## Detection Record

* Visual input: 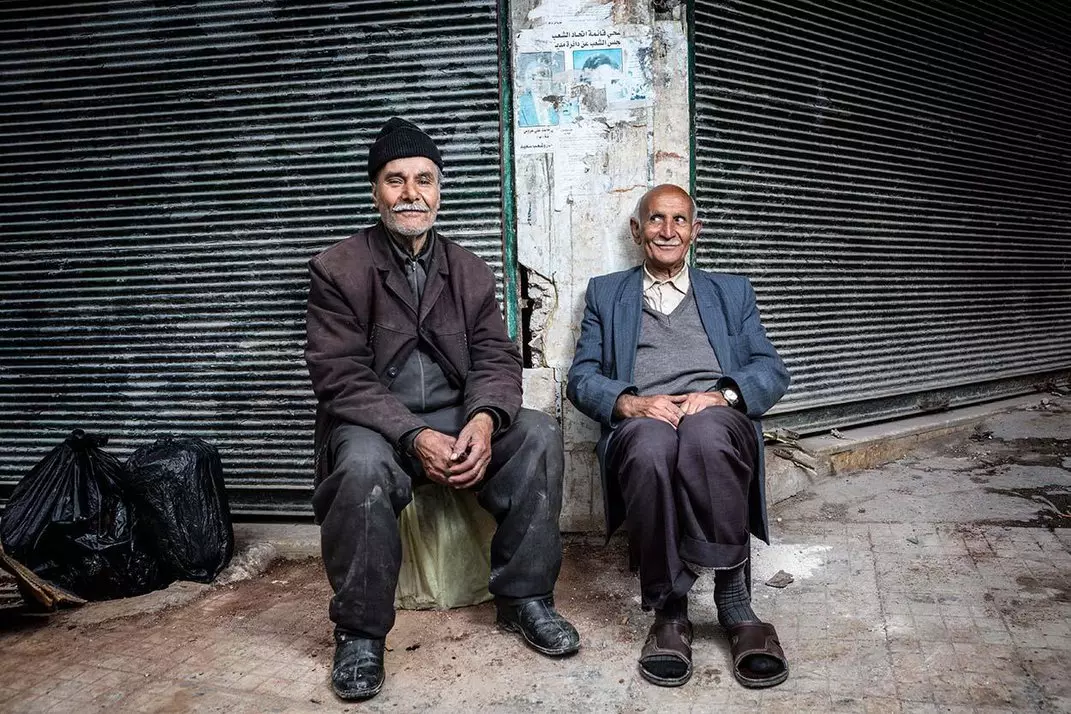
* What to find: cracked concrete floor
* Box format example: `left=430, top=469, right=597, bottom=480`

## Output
left=0, top=400, right=1068, bottom=713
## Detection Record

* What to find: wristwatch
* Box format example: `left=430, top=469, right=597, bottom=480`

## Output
left=720, top=387, right=741, bottom=409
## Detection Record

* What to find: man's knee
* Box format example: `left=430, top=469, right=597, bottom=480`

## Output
left=508, top=408, right=562, bottom=452
left=611, top=418, right=679, bottom=500
left=493, top=408, right=564, bottom=494
left=314, top=425, right=412, bottom=519
left=677, top=407, right=754, bottom=457
left=616, top=417, right=679, bottom=465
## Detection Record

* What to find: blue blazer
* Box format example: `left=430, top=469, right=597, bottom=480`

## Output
left=566, top=266, right=790, bottom=542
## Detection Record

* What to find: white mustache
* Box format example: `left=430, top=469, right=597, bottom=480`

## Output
left=392, top=202, right=429, bottom=213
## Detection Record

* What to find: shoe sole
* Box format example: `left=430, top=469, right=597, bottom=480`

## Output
left=497, top=619, right=581, bottom=657
left=638, top=662, right=693, bottom=688
left=332, top=679, right=384, bottom=701
left=734, top=665, right=789, bottom=689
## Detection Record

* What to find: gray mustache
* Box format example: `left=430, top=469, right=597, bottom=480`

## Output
left=392, top=202, right=429, bottom=213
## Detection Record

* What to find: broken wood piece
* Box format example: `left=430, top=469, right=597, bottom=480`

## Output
left=0, top=546, right=86, bottom=611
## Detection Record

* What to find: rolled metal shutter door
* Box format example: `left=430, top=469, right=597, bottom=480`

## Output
left=0, top=1, right=507, bottom=516
left=693, top=0, right=1071, bottom=432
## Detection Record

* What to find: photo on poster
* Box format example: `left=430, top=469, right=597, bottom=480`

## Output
left=516, top=51, right=566, bottom=127
left=572, top=47, right=626, bottom=109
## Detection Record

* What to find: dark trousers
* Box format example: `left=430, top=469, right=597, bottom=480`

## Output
left=312, top=407, right=564, bottom=639
left=607, top=406, right=758, bottom=610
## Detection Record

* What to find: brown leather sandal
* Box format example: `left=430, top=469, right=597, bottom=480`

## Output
left=725, top=621, right=789, bottom=688
left=638, top=617, right=693, bottom=687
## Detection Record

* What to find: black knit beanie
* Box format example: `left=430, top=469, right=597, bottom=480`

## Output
left=367, top=117, right=443, bottom=181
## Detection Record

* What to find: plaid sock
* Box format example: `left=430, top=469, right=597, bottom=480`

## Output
left=714, top=565, right=757, bottom=627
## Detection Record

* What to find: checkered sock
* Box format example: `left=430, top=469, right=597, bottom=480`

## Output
left=714, top=565, right=758, bottom=627
left=714, top=565, right=783, bottom=677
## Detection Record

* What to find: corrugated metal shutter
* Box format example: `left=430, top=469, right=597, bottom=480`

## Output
left=692, top=0, right=1071, bottom=432
left=0, top=1, right=507, bottom=517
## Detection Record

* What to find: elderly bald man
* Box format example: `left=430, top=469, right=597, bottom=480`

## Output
left=567, top=184, right=791, bottom=688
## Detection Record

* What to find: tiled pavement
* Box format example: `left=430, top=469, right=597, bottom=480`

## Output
left=0, top=402, right=1068, bottom=713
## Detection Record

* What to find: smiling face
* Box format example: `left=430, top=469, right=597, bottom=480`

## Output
left=630, top=185, right=701, bottom=280
left=372, top=156, right=442, bottom=243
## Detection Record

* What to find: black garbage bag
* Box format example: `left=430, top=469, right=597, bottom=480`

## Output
left=125, top=436, right=234, bottom=583
left=0, top=430, right=168, bottom=600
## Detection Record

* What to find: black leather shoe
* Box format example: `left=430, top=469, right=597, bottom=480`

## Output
left=331, top=630, right=385, bottom=701
left=496, top=597, right=581, bottom=657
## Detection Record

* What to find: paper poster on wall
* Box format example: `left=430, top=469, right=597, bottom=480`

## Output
left=514, top=26, right=653, bottom=153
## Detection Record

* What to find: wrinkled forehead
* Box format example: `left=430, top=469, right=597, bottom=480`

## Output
left=641, top=188, right=695, bottom=220
left=375, top=156, right=440, bottom=182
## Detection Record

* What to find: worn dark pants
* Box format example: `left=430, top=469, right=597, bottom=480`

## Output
left=607, top=406, right=758, bottom=610
left=312, top=407, right=564, bottom=639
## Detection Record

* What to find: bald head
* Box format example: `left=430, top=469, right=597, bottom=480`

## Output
left=632, top=184, right=697, bottom=226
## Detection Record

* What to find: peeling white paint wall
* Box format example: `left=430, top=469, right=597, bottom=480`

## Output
left=512, top=0, right=691, bottom=531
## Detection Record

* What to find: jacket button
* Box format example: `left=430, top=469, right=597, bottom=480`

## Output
left=387, top=366, right=398, bottom=377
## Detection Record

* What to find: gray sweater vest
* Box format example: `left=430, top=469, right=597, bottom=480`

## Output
left=633, top=289, right=723, bottom=396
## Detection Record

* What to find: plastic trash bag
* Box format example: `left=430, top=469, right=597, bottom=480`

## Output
left=0, top=430, right=166, bottom=600
left=125, top=436, right=234, bottom=583
left=395, top=483, right=496, bottom=610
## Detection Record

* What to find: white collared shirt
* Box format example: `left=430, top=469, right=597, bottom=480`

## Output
left=642, top=264, right=690, bottom=315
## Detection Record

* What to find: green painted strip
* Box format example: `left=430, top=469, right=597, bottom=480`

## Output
left=497, top=0, right=520, bottom=342
left=687, top=0, right=698, bottom=267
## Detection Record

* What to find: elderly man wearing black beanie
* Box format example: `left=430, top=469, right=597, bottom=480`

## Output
left=305, top=117, right=579, bottom=701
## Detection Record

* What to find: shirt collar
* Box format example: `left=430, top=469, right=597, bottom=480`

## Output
left=642, top=263, right=689, bottom=293
left=385, top=226, right=436, bottom=271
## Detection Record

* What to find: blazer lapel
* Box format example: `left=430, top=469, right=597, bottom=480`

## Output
left=690, top=268, right=732, bottom=370
left=613, top=268, right=643, bottom=381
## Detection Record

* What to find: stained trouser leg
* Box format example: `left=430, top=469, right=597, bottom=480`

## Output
left=312, top=422, right=414, bottom=639
left=607, top=417, right=695, bottom=610
left=476, top=408, right=565, bottom=600
left=674, top=406, right=758, bottom=570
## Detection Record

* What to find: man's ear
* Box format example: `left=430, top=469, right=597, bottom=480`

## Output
left=690, top=220, right=702, bottom=243
left=630, top=218, right=641, bottom=244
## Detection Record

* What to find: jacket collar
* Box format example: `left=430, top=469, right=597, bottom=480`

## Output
left=368, top=221, right=447, bottom=271
left=689, top=266, right=731, bottom=370
left=367, top=221, right=450, bottom=320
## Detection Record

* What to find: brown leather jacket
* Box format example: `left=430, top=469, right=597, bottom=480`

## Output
left=305, top=223, right=522, bottom=476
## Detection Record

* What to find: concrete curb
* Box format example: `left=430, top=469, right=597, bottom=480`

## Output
left=764, top=393, right=1051, bottom=506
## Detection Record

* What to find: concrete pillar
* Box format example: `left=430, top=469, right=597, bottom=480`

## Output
left=512, top=0, right=691, bottom=531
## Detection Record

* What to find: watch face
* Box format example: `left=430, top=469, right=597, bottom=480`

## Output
left=723, top=388, right=739, bottom=403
